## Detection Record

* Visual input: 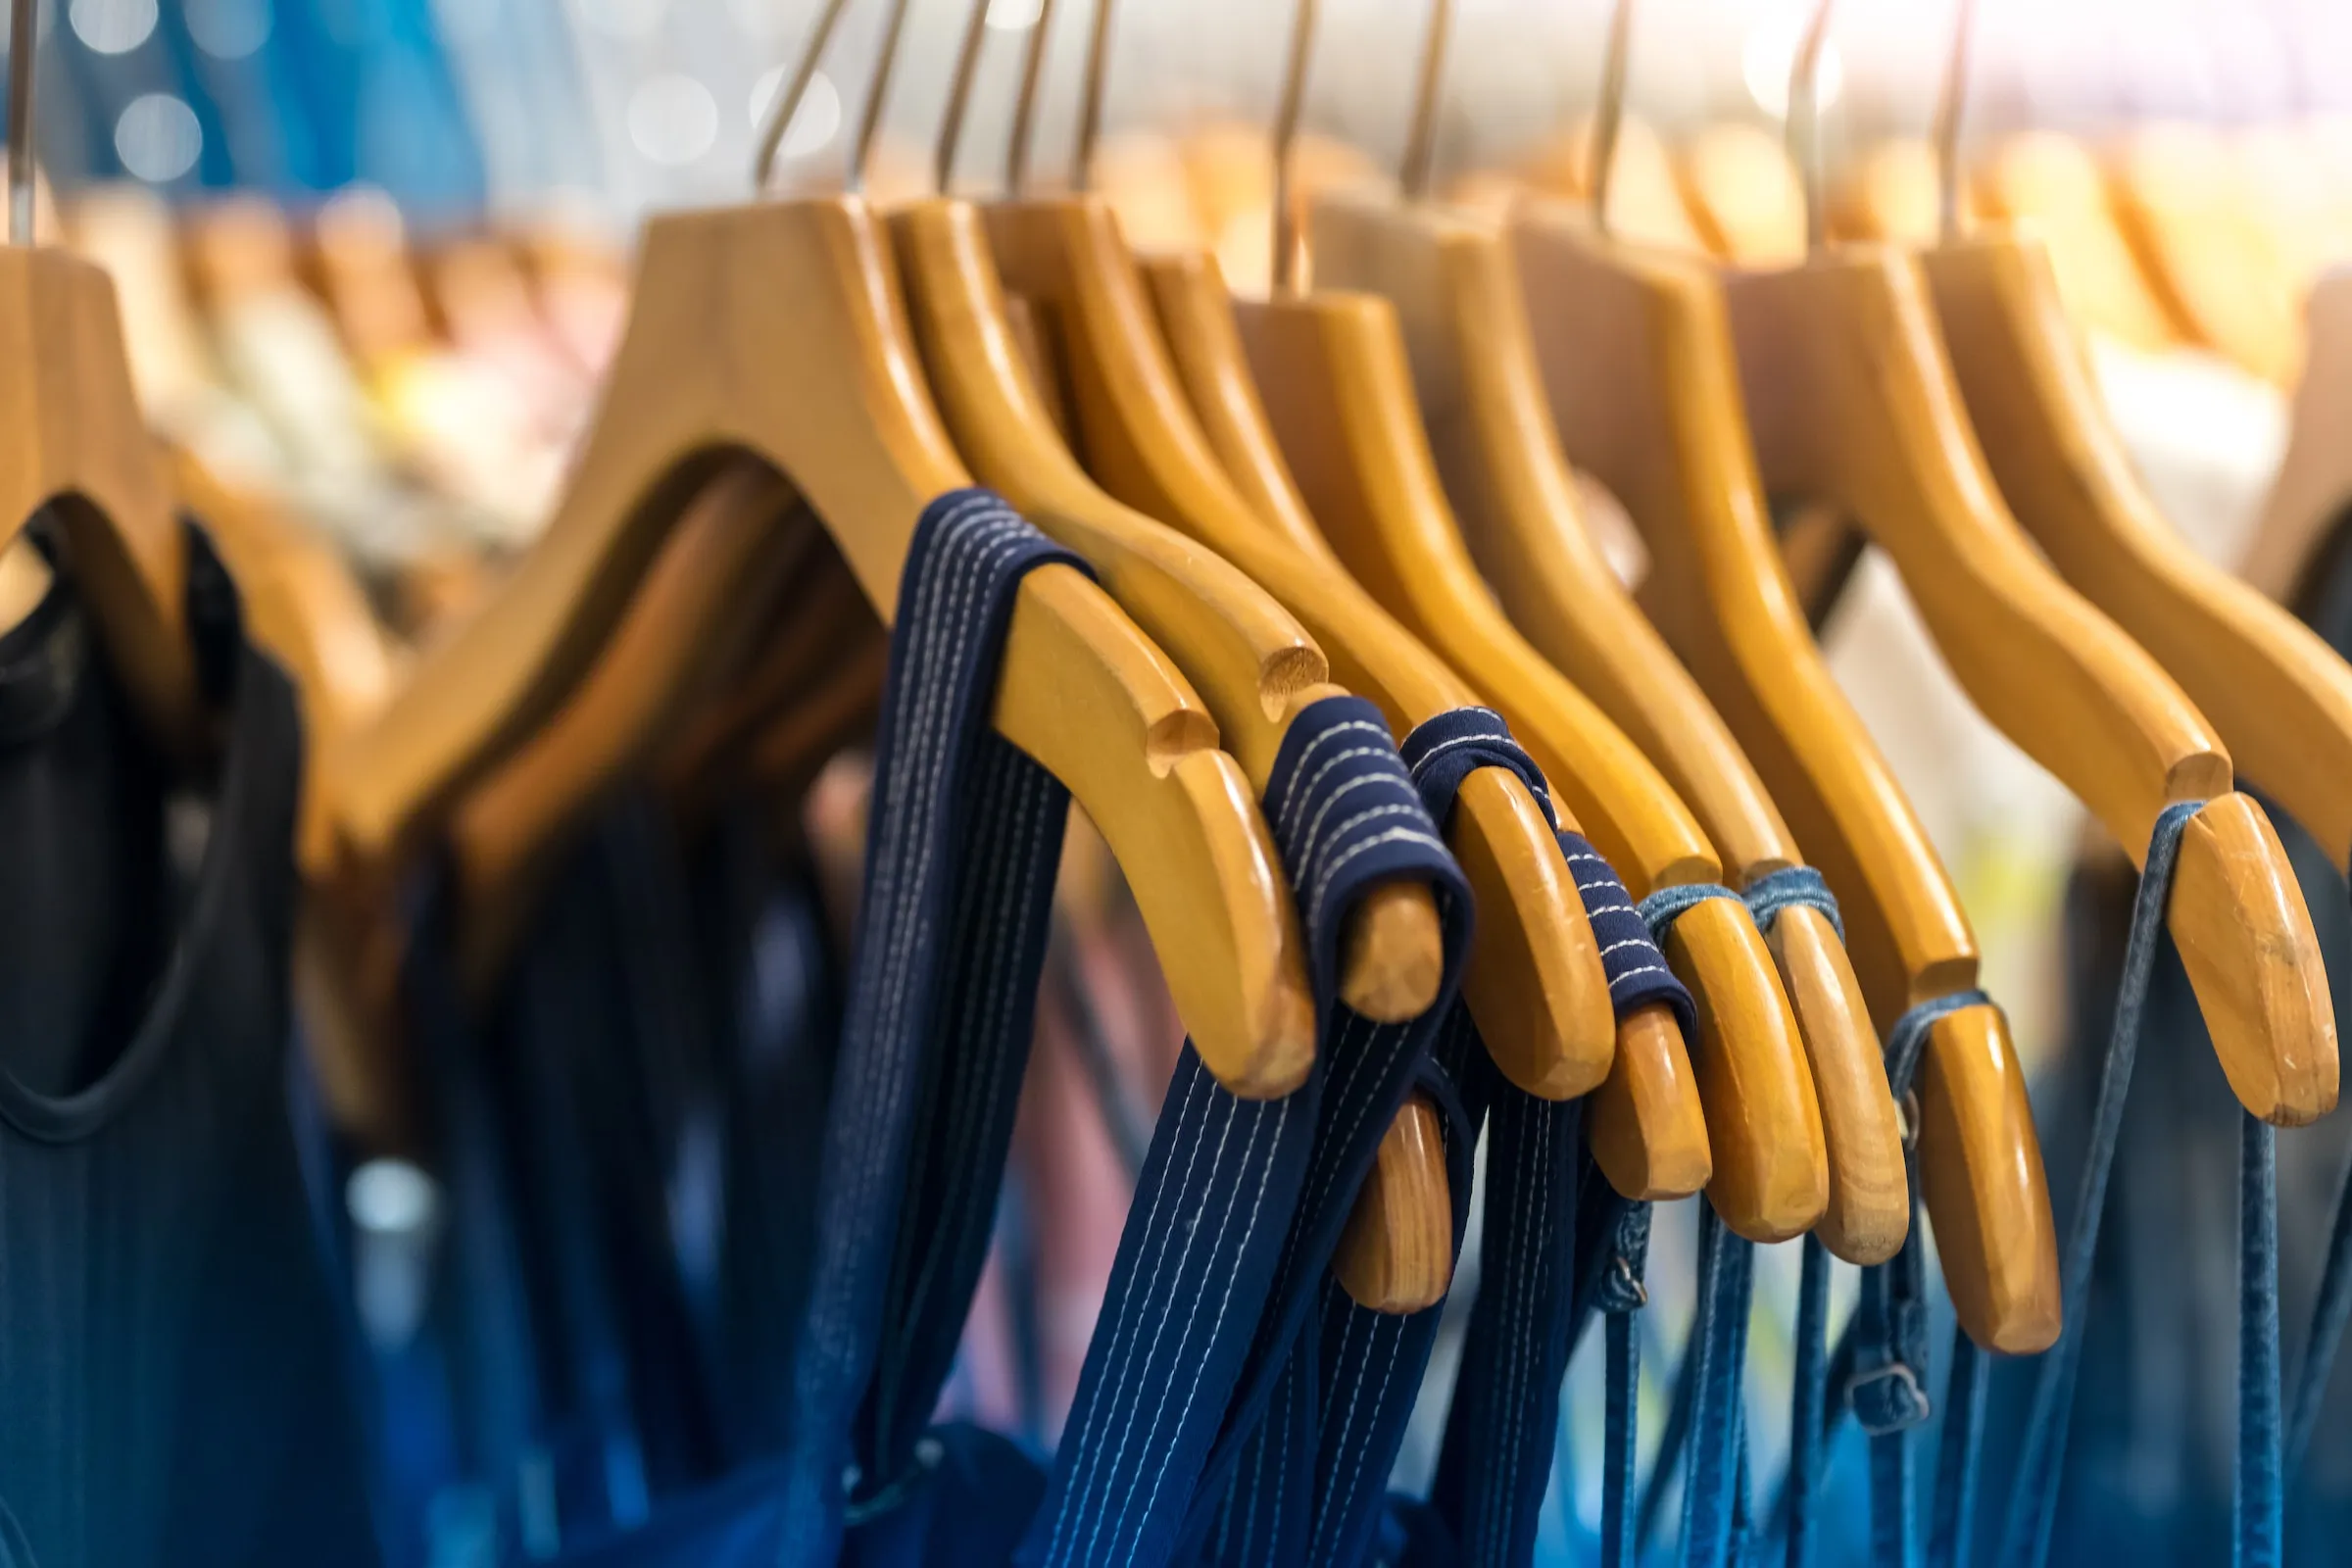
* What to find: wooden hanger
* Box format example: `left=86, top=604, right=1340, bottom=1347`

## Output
left=888, top=0, right=1457, bottom=1311
left=1969, top=129, right=2179, bottom=356
left=323, top=1, right=1324, bottom=1115
left=1302, top=0, right=1900, bottom=1265
left=1136, top=241, right=1714, bottom=1212
left=445, top=462, right=810, bottom=994
left=1721, top=3, right=2335, bottom=1134
left=1675, top=121, right=1806, bottom=268
left=1915, top=9, right=2352, bottom=886
left=0, top=11, right=198, bottom=753
left=2105, top=121, right=2303, bottom=386
left=963, top=0, right=1621, bottom=1104
left=886, top=52, right=1441, bottom=1028
left=1504, top=0, right=2055, bottom=1350
left=2246, top=270, right=2352, bottom=612
left=1225, top=0, right=1825, bottom=1245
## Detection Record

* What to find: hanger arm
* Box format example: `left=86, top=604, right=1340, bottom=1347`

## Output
left=0, top=250, right=199, bottom=749
left=1239, top=286, right=1824, bottom=1242
left=1723, top=245, right=2336, bottom=1127
left=325, top=199, right=1316, bottom=1100
left=1137, top=240, right=1710, bottom=1203
left=1312, top=191, right=1907, bottom=1266
left=1926, top=232, right=2352, bottom=870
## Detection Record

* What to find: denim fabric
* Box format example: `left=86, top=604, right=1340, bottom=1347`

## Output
left=768, top=491, right=1087, bottom=1563
left=1411, top=709, right=1694, bottom=1568
left=1997, top=803, right=2207, bottom=1568
left=1033, top=693, right=1469, bottom=1568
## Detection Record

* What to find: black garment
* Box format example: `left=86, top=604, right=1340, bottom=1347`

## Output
left=0, top=522, right=380, bottom=1567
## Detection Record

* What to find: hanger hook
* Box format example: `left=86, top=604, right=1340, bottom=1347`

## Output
left=1398, top=0, right=1454, bottom=202
left=1271, top=0, right=1320, bottom=294
left=1007, top=0, right=1065, bottom=195
left=9, top=0, right=35, bottom=244
left=1787, top=0, right=1837, bottom=256
left=844, top=0, right=917, bottom=196
left=937, top=0, right=994, bottom=193
left=1071, top=0, right=1115, bottom=192
left=1590, top=0, right=1635, bottom=237
left=754, top=0, right=854, bottom=193
left=1931, top=0, right=1976, bottom=242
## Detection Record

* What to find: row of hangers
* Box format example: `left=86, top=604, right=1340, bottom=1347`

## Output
left=24, top=0, right=2352, bottom=1348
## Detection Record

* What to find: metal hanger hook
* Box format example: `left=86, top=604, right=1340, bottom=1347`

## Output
left=754, top=0, right=853, bottom=193
left=1006, top=0, right=1065, bottom=195
left=9, top=0, right=35, bottom=245
left=1398, top=0, right=1455, bottom=202
left=752, top=0, right=910, bottom=196
left=1931, top=0, right=1977, bottom=242
left=1271, top=0, right=1321, bottom=294
left=1787, top=0, right=1837, bottom=256
left=937, top=0, right=994, bottom=194
left=1071, top=0, right=1115, bottom=192
left=1590, top=0, right=1635, bottom=237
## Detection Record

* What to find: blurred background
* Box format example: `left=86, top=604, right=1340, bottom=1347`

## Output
left=26, top=0, right=2352, bottom=1102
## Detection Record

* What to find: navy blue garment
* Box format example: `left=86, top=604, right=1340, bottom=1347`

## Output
left=766, top=492, right=1090, bottom=1563
left=389, top=802, right=738, bottom=1561
left=1400, top=707, right=1697, bottom=1568
left=684, top=806, right=846, bottom=1467
left=0, top=520, right=380, bottom=1567
left=1030, top=698, right=1467, bottom=1568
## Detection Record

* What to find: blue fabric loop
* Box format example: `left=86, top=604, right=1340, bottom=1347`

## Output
left=1743, top=865, right=1845, bottom=943
left=1637, top=882, right=1746, bottom=947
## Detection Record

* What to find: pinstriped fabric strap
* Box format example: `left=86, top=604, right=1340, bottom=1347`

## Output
left=768, top=490, right=1089, bottom=1561
left=1264, top=705, right=1687, bottom=1568
left=1026, top=695, right=1469, bottom=1568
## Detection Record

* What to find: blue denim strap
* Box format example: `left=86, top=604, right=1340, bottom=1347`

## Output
left=769, top=491, right=1088, bottom=1561
left=1744, top=864, right=1845, bottom=942
left=1930, top=1331, right=1990, bottom=1568
left=1033, top=694, right=1469, bottom=1568
left=1785, top=1235, right=1832, bottom=1568
left=2239, top=1110, right=2283, bottom=1567
left=1997, top=801, right=2208, bottom=1568
left=2288, top=1140, right=2352, bottom=1479
left=1679, top=1205, right=1759, bottom=1568
left=1600, top=1200, right=1654, bottom=1568
left=1399, top=708, right=1691, bottom=1568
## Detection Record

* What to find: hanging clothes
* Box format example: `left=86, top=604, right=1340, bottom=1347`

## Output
left=0, top=520, right=381, bottom=1568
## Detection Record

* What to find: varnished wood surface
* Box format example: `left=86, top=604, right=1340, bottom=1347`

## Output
left=1238, top=288, right=1821, bottom=1240
left=1509, top=206, right=2058, bottom=1349
left=1721, top=244, right=2336, bottom=1129
left=0, top=249, right=198, bottom=749
left=1312, top=192, right=1905, bottom=1263
left=1927, top=232, right=2352, bottom=873
left=326, top=199, right=1318, bottom=1100
left=894, top=192, right=1453, bottom=1308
